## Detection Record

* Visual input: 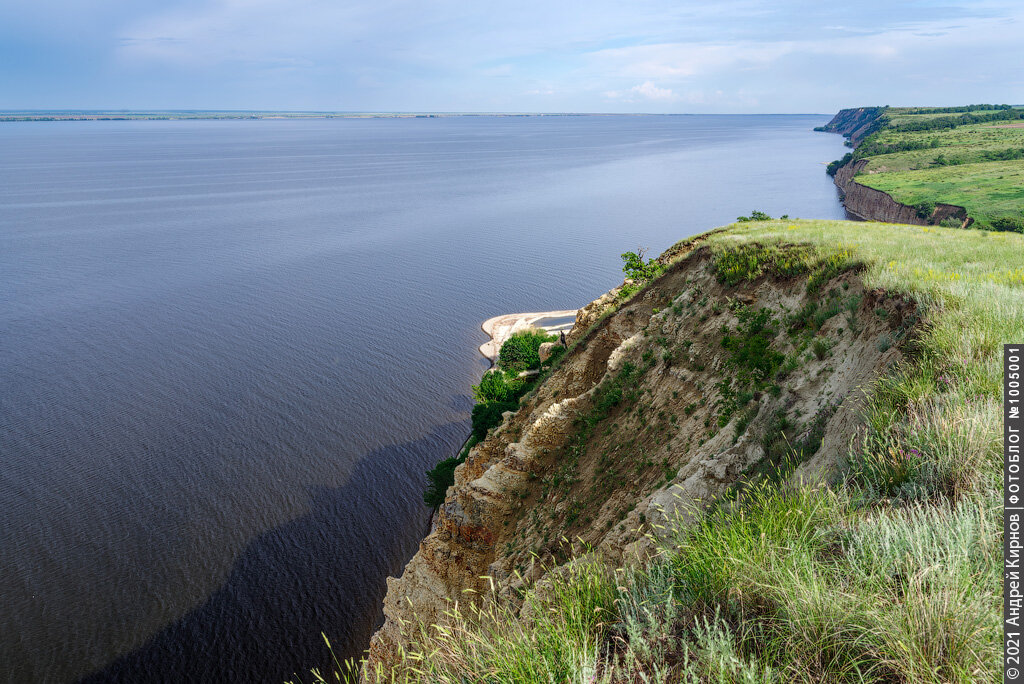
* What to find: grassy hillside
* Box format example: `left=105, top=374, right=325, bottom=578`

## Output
left=828, top=105, right=1024, bottom=231
left=297, top=218, right=1020, bottom=683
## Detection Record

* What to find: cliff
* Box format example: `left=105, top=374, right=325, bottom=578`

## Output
left=834, top=159, right=970, bottom=227
left=816, top=106, right=887, bottom=145
left=822, top=107, right=972, bottom=227
left=364, top=233, right=920, bottom=677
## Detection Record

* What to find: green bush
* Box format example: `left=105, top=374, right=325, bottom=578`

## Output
left=826, top=153, right=854, bottom=176
left=424, top=456, right=462, bottom=508
left=735, top=210, right=772, bottom=222
left=471, top=401, right=518, bottom=441
left=989, top=214, right=1024, bottom=233
left=915, top=201, right=936, bottom=220
left=472, top=369, right=525, bottom=403
left=619, top=249, right=666, bottom=299
left=498, top=329, right=556, bottom=371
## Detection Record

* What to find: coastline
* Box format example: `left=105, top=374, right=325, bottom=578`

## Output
left=424, top=309, right=579, bottom=536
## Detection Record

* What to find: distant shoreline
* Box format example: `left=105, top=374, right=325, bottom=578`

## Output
left=0, top=112, right=647, bottom=122
left=0, top=111, right=831, bottom=123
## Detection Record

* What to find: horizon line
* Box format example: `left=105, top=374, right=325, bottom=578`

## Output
left=0, top=109, right=836, bottom=118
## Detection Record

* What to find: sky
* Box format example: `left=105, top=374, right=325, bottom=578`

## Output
left=1, top=0, right=1022, bottom=113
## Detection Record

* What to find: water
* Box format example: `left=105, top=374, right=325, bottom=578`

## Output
left=0, top=115, right=848, bottom=683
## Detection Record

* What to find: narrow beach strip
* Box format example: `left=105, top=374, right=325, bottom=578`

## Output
left=479, top=310, right=578, bottom=363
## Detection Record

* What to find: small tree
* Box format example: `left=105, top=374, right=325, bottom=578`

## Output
left=619, top=247, right=665, bottom=298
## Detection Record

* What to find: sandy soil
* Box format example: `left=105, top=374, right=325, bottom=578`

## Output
left=479, top=310, right=577, bottom=362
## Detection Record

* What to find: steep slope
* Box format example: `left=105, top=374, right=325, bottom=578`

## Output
left=364, top=227, right=921, bottom=676
left=834, top=159, right=970, bottom=226
left=815, top=106, right=887, bottom=145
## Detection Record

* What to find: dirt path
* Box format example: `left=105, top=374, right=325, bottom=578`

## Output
left=479, top=310, right=578, bottom=363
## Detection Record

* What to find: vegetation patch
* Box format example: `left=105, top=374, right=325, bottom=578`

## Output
left=711, top=242, right=861, bottom=291
left=423, top=328, right=556, bottom=507
left=618, top=248, right=665, bottom=299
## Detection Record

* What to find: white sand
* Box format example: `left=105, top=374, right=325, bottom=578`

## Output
left=479, top=310, right=578, bottom=363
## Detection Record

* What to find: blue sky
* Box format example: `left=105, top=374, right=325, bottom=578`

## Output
left=2, top=0, right=1022, bottom=112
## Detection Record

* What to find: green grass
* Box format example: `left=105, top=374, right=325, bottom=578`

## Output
left=301, top=220, right=1019, bottom=683
left=860, top=122, right=1024, bottom=174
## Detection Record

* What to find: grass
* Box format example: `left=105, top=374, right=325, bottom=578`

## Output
left=861, top=122, right=1024, bottom=174
left=300, top=219, right=1019, bottom=683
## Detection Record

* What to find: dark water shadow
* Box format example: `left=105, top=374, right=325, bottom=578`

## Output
left=77, top=419, right=469, bottom=684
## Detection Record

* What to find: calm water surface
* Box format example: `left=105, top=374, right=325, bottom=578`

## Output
left=0, top=115, right=848, bottom=683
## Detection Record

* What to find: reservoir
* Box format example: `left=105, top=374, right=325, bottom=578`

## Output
left=0, top=114, right=847, bottom=682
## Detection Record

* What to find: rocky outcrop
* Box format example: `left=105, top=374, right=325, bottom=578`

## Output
left=834, top=159, right=971, bottom=227
left=817, top=107, right=886, bottom=145
left=364, top=242, right=920, bottom=679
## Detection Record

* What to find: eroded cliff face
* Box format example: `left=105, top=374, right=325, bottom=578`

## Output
left=364, top=241, right=919, bottom=678
left=817, top=107, right=886, bottom=145
left=834, top=160, right=970, bottom=227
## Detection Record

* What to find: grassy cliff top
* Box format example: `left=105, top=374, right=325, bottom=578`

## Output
left=705, top=218, right=1022, bottom=399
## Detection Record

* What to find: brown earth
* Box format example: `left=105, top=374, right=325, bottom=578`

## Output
left=363, top=242, right=920, bottom=679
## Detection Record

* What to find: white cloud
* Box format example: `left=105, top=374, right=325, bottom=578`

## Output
left=609, top=81, right=676, bottom=101
left=16, top=0, right=1021, bottom=111
left=634, top=81, right=674, bottom=100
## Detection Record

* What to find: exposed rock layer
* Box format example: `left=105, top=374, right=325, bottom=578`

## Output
left=817, top=106, right=887, bottom=145
left=834, top=160, right=970, bottom=227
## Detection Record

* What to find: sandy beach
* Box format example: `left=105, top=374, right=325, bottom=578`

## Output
left=479, top=310, right=578, bottom=363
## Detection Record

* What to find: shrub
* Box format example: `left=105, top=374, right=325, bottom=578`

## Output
left=989, top=214, right=1024, bottom=233
left=472, top=369, right=525, bottom=403
left=424, top=456, right=461, bottom=507
left=498, top=329, right=556, bottom=371
left=736, top=210, right=772, bottom=222
left=471, top=401, right=518, bottom=441
left=620, top=248, right=666, bottom=298
left=826, top=153, right=853, bottom=176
